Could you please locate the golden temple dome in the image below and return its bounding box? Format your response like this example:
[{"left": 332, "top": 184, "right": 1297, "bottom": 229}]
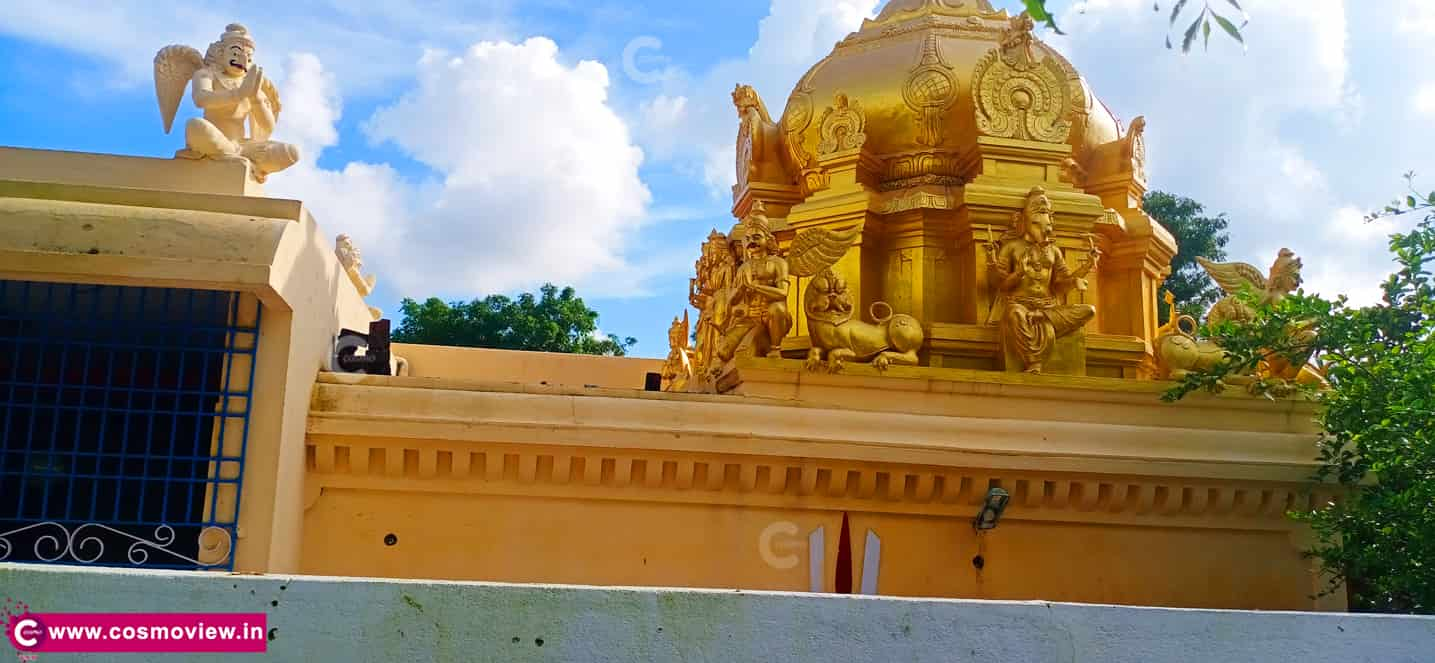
[{"left": 766, "top": 0, "right": 1125, "bottom": 191}]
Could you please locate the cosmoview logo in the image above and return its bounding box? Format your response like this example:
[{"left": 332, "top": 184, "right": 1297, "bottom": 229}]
[
  {"left": 621, "top": 35, "right": 669, "bottom": 84},
  {"left": 4, "top": 597, "right": 43, "bottom": 661},
  {"left": 11, "top": 615, "right": 43, "bottom": 652}
]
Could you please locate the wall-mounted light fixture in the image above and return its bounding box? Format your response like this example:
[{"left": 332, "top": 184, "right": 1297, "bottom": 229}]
[{"left": 973, "top": 487, "right": 1010, "bottom": 531}]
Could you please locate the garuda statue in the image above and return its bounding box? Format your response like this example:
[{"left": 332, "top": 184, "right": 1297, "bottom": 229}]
[
  {"left": 154, "top": 23, "right": 299, "bottom": 182},
  {"left": 715, "top": 203, "right": 792, "bottom": 363},
  {"left": 1157, "top": 248, "right": 1315, "bottom": 385},
  {"left": 985, "top": 186, "right": 1098, "bottom": 373},
  {"left": 1197, "top": 249, "right": 1303, "bottom": 327}
]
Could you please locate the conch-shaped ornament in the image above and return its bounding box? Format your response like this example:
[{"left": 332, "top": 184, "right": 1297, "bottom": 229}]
[{"left": 788, "top": 227, "right": 926, "bottom": 372}]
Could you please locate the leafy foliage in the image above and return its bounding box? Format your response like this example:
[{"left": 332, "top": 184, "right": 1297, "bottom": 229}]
[
  {"left": 1163, "top": 175, "right": 1435, "bottom": 613},
  {"left": 1145, "top": 191, "right": 1231, "bottom": 323},
  {"left": 1022, "top": 0, "right": 1247, "bottom": 52},
  {"left": 393, "top": 284, "right": 637, "bottom": 356}
]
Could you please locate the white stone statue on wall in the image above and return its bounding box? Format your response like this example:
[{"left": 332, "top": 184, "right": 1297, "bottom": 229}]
[
  {"left": 335, "top": 234, "right": 378, "bottom": 297},
  {"left": 154, "top": 23, "right": 300, "bottom": 182}
]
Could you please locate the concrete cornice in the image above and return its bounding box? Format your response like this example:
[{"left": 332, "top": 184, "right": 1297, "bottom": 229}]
[{"left": 306, "top": 373, "right": 1328, "bottom": 530}]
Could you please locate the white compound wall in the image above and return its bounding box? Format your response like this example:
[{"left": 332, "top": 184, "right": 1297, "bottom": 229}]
[{"left": 2, "top": 563, "right": 1433, "bottom": 662}]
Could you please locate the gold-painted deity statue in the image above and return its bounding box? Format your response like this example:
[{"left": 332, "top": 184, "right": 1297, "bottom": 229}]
[
  {"left": 154, "top": 24, "right": 299, "bottom": 182},
  {"left": 718, "top": 203, "right": 791, "bottom": 362},
  {"left": 690, "top": 230, "right": 737, "bottom": 375},
  {"left": 986, "top": 186, "right": 1099, "bottom": 373},
  {"left": 661, "top": 312, "right": 693, "bottom": 392}
]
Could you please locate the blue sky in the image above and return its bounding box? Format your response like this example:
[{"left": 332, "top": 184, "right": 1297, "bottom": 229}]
[{"left": 2, "top": 0, "right": 1432, "bottom": 358}]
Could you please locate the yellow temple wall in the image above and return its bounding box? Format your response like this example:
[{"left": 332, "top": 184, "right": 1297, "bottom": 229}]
[
  {"left": 301, "top": 369, "right": 1341, "bottom": 611},
  {"left": 301, "top": 488, "right": 1314, "bottom": 610},
  {"left": 395, "top": 343, "right": 662, "bottom": 389}
]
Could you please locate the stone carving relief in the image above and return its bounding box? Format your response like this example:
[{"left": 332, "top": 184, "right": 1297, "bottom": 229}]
[
  {"left": 817, "top": 92, "right": 868, "bottom": 156},
  {"left": 154, "top": 24, "right": 300, "bottom": 182},
  {"left": 903, "top": 34, "right": 959, "bottom": 147},
  {"left": 971, "top": 13, "right": 1074, "bottom": 144},
  {"left": 877, "top": 190, "right": 953, "bottom": 214},
  {"left": 882, "top": 151, "right": 964, "bottom": 190},
  {"left": 984, "top": 187, "right": 1099, "bottom": 373}
]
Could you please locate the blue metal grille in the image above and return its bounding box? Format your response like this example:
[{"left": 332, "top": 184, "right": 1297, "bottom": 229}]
[{"left": 0, "top": 280, "right": 258, "bottom": 570}]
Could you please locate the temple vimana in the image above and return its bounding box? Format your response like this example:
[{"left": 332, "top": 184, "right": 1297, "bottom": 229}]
[{"left": 2, "top": 1, "right": 1340, "bottom": 612}]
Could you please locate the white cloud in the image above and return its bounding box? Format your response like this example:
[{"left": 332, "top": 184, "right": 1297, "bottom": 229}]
[
  {"left": 632, "top": 0, "right": 879, "bottom": 196},
  {"left": 1397, "top": 0, "right": 1435, "bottom": 34},
  {"left": 1046, "top": 0, "right": 1423, "bottom": 306},
  {"left": 636, "top": 94, "right": 689, "bottom": 160},
  {"left": 274, "top": 53, "right": 341, "bottom": 156},
  {"left": 269, "top": 39, "right": 654, "bottom": 299},
  {"left": 1416, "top": 83, "right": 1435, "bottom": 116},
  {"left": 264, "top": 54, "right": 412, "bottom": 270},
  {"left": 1301, "top": 206, "right": 1396, "bottom": 307},
  {"left": 0, "top": 1, "right": 509, "bottom": 94}
]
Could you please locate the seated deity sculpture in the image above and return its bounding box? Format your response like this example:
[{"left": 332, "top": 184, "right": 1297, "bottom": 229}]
[
  {"left": 986, "top": 186, "right": 1099, "bottom": 373},
  {"left": 718, "top": 204, "right": 792, "bottom": 362},
  {"left": 154, "top": 24, "right": 299, "bottom": 182}
]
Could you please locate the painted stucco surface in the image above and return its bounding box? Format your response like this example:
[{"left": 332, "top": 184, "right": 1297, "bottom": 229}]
[{"left": 2, "top": 564, "right": 1433, "bottom": 662}]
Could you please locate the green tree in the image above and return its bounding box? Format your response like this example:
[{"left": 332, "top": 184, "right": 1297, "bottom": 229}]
[
  {"left": 1163, "top": 176, "right": 1435, "bottom": 613},
  {"left": 394, "top": 284, "right": 637, "bottom": 356},
  {"left": 1144, "top": 190, "right": 1231, "bottom": 323},
  {"left": 1022, "top": 0, "right": 1247, "bottom": 52}
]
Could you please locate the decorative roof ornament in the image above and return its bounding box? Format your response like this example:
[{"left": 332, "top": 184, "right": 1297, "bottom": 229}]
[
  {"left": 971, "top": 12, "right": 1074, "bottom": 144},
  {"left": 1125, "top": 116, "right": 1147, "bottom": 182},
  {"left": 903, "top": 34, "right": 959, "bottom": 147},
  {"left": 817, "top": 92, "right": 868, "bottom": 156},
  {"left": 153, "top": 23, "right": 300, "bottom": 182},
  {"left": 336, "top": 234, "right": 377, "bottom": 297},
  {"left": 733, "top": 84, "right": 789, "bottom": 193},
  {"left": 872, "top": 0, "right": 999, "bottom": 24}
]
